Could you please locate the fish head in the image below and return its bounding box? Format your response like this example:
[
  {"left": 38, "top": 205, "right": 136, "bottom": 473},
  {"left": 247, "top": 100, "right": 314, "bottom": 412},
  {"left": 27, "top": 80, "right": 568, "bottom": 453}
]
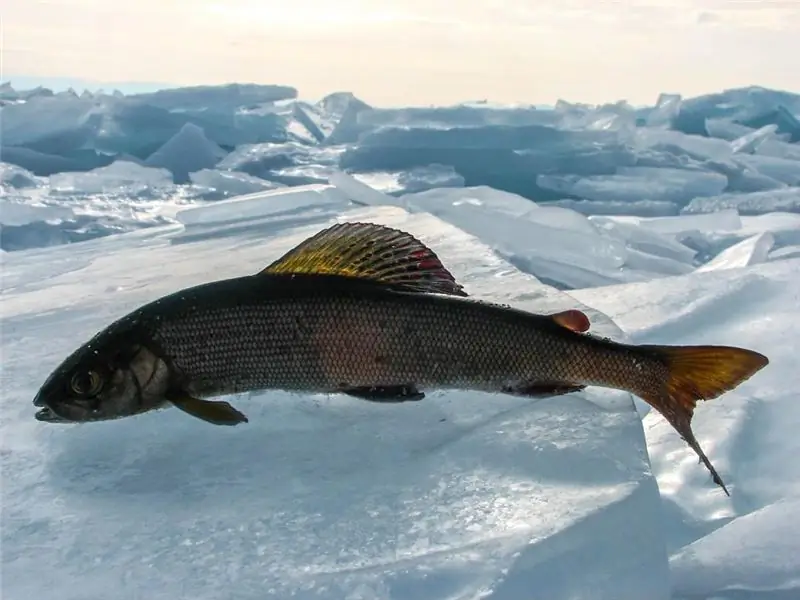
[{"left": 33, "top": 325, "right": 172, "bottom": 424}]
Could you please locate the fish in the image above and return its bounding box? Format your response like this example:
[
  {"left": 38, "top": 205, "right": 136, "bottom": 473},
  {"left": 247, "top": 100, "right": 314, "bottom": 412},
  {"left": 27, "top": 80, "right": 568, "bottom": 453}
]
[{"left": 33, "top": 222, "right": 768, "bottom": 495}]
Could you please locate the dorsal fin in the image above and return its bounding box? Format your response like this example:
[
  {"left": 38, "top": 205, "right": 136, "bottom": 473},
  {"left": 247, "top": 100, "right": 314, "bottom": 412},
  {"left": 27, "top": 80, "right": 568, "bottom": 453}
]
[{"left": 260, "top": 222, "right": 467, "bottom": 296}]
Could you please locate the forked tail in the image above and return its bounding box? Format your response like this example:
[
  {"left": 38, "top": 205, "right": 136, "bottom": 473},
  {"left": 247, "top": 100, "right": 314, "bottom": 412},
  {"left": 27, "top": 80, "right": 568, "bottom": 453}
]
[{"left": 638, "top": 344, "right": 769, "bottom": 496}]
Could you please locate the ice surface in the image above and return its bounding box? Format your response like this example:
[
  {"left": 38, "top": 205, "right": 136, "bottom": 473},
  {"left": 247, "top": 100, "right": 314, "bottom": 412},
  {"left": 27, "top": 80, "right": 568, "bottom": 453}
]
[
  {"left": 733, "top": 154, "right": 800, "bottom": 186},
  {"left": 633, "top": 128, "right": 734, "bottom": 163},
  {"left": 573, "top": 257, "right": 800, "bottom": 570},
  {"left": 216, "top": 142, "right": 342, "bottom": 184},
  {"left": 341, "top": 126, "right": 636, "bottom": 201},
  {"left": 756, "top": 138, "right": 800, "bottom": 162},
  {"left": 729, "top": 124, "right": 780, "bottom": 154},
  {"left": 387, "top": 186, "right": 633, "bottom": 289},
  {"left": 769, "top": 245, "right": 800, "bottom": 261},
  {"left": 0, "top": 199, "right": 74, "bottom": 226},
  {"left": 0, "top": 162, "right": 41, "bottom": 189},
  {"left": 644, "top": 94, "right": 682, "bottom": 129},
  {"left": 48, "top": 160, "right": 174, "bottom": 196},
  {"left": 705, "top": 118, "right": 769, "bottom": 141},
  {"left": 325, "top": 102, "right": 556, "bottom": 145},
  {"left": 129, "top": 83, "right": 297, "bottom": 111},
  {"left": 537, "top": 167, "right": 728, "bottom": 207},
  {"left": 143, "top": 123, "right": 227, "bottom": 183},
  {"left": 672, "top": 86, "right": 800, "bottom": 139},
  {"left": 695, "top": 232, "right": 774, "bottom": 272},
  {"left": 2, "top": 81, "right": 800, "bottom": 596},
  {"left": 1, "top": 198, "right": 669, "bottom": 600},
  {"left": 175, "top": 184, "right": 352, "bottom": 226},
  {"left": 670, "top": 499, "right": 800, "bottom": 599},
  {"left": 683, "top": 188, "right": 800, "bottom": 215},
  {"left": 547, "top": 198, "right": 680, "bottom": 217},
  {"left": 188, "top": 169, "right": 285, "bottom": 199},
  {"left": 0, "top": 146, "right": 114, "bottom": 176},
  {"left": 352, "top": 164, "right": 466, "bottom": 195},
  {"left": 589, "top": 217, "right": 698, "bottom": 264}
]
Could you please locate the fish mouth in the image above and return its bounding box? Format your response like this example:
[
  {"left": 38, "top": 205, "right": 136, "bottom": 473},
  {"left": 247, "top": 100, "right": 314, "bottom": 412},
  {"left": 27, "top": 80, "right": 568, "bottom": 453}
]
[{"left": 34, "top": 406, "right": 72, "bottom": 424}]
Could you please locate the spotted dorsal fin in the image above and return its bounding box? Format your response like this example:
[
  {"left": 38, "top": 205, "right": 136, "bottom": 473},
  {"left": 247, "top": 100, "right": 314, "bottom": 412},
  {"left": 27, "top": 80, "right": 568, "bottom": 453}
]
[{"left": 260, "top": 222, "right": 467, "bottom": 296}]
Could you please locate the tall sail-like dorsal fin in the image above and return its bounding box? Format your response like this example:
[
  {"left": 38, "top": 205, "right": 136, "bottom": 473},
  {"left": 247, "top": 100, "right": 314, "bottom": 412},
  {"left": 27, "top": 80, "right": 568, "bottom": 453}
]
[{"left": 259, "top": 222, "right": 468, "bottom": 296}]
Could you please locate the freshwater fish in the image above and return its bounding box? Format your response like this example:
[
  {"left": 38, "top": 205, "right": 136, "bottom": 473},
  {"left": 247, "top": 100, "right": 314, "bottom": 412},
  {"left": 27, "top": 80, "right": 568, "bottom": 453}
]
[{"left": 33, "top": 222, "right": 768, "bottom": 494}]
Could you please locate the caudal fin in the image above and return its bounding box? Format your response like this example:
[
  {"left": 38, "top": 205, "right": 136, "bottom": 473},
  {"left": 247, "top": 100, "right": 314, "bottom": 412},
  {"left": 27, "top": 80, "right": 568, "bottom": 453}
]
[{"left": 639, "top": 344, "right": 769, "bottom": 496}]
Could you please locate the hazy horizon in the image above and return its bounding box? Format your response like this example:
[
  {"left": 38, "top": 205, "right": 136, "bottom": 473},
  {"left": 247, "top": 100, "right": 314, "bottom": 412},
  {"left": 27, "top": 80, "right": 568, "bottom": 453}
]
[{"left": 4, "top": 0, "right": 799, "bottom": 107}]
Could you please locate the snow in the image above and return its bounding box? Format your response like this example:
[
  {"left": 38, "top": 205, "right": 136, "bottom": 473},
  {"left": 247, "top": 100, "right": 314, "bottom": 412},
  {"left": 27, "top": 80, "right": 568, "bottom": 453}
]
[{"left": 1, "top": 80, "right": 800, "bottom": 599}]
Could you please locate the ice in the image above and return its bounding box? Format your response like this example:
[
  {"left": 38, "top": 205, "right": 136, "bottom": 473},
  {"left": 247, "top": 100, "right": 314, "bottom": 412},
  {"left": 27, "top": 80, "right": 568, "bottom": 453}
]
[
  {"left": 705, "top": 118, "right": 767, "bottom": 141},
  {"left": 547, "top": 198, "right": 680, "bottom": 217},
  {"left": 695, "top": 232, "right": 775, "bottom": 272},
  {"left": 216, "top": 142, "right": 342, "bottom": 184},
  {"left": 2, "top": 197, "right": 670, "bottom": 600},
  {"left": 143, "top": 123, "right": 227, "bottom": 183},
  {"left": 672, "top": 86, "right": 800, "bottom": 138},
  {"left": 48, "top": 160, "right": 174, "bottom": 197},
  {"left": 325, "top": 102, "right": 556, "bottom": 145},
  {"left": 572, "top": 257, "right": 799, "bottom": 548},
  {"left": 683, "top": 188, "right": 800, "bottom": 215},
  {"left": 589, "top": 217, "right": 698, "bottom": 264},
  {"left": 175, "top": 184, "right": 352, "bottom": 227},
  {"left": 741, "top": 105, "right": 800, "bottom": 143},
  {"left": 395, "top": 164, "right": 466, "bottom": 192},
  {"left": 632, "top": 128, "right": 734, "bottom": 163},
  {"left": 0, "top": 146, "right": 114, "bottom": 176},
  {"left": 4, "top": 81, "right": 800, "bottom": 596},
  {"left": 756, "top": 138, "right": 800, "bottom": 162},
  {"left": 670, "top": 499, "right": 800, "bottom": 599},
  {"left": 622, "top": 210, "right": 742, "bottom": 236},
  {"left": 0, "top": 162, "right": 41, "bottom": 189},
  {"left": 0, "top": 86, "right": 301, "bottom": 166},
  {"left": 769, "top": 245, "right": 800, "bottom": 261},
  {"left": 129, "top": 83, "right": 297, "bottom": 111},
  {"left": 387, "top": 186, "right": 633, "bottom": 289},
  {"left": 537, "top": 167, "right": 728, "bottom": 207},
  {"left": 733, "top": 154, "right": 800, "bottom": 186},
  {"left": 349, "top": 164, "right": 465, "bottom": 195},
  {"left": 729, "top": 124, "right": 781, "bottom": 154},
  {"left": 0, "top": 199, "right": 74, "bottom": 226},
  {"left": 289, "top": 102, "right": 326, "bottom": 143},
  {"left": 188, "top": 169, "right": 285, "bottom": 199},
  {"left": 341, "top": 126, "right": 635, "bottom": 201},
  {"left": 645, "top": 94, "right": 682, "bottom": 129}
]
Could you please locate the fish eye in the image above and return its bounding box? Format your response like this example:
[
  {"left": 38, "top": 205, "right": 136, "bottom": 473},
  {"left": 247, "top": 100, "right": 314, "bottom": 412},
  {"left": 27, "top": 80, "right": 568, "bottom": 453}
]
[{"left": 69, "top": 370, "right": 104, "bottom": 397}]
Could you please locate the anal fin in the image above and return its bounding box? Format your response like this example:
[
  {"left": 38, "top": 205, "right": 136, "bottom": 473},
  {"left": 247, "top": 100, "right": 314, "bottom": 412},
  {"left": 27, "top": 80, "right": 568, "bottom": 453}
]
[
  {"left": 342, "top": 385, "right": 425, "bottom": 403},
  {"left": 169, "top": 393, "right": 249, "bottom": 426},
  {"left": 502, "top": 382, "right": 586, "bottom": 399}
]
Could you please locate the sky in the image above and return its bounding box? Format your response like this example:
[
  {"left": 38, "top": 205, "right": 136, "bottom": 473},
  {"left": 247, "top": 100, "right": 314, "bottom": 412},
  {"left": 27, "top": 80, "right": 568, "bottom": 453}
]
[{"left": 3, "top": 0, "right": 799, "bottom": 106}]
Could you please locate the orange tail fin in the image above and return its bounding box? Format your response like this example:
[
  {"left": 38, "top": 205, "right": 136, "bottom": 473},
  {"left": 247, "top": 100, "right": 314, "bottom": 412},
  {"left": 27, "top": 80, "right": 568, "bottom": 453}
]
[{"left": 639, "top": 344, "right": 769, "bottom": 496}]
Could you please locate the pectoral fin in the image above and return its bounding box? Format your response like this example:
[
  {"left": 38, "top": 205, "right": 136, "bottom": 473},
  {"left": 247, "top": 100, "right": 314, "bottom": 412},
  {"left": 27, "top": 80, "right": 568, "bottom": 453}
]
[
  {"left": 343, "top": 385, "right": 425, "bottom": 403},
  {"left": 502, "top": 382, "right": 586, "bottom": 399},
  {"left": 169, "top": 393, "right": 249, "bottom": 426}
]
